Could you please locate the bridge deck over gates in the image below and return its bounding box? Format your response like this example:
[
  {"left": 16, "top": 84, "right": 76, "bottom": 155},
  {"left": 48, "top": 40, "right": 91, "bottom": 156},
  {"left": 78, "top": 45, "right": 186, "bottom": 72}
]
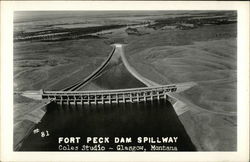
[{"left": 42, "top": 84, "right": 177, "bottom": 105}]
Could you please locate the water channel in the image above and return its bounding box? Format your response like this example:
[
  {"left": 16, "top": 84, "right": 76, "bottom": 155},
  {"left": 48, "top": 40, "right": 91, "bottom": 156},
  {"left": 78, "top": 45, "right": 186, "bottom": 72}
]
[{"left": 20, "top": 54, "right": 196, "bottom": 151}]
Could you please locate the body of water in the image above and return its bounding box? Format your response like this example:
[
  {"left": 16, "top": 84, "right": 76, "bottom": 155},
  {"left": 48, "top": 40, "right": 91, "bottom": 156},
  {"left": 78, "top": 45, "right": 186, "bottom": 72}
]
[
  {"left": 20, "top": 99, "right": 196, "bottom": 151},
  {"left": 20, "top": 52, "right": 196, "bottom": 151}
]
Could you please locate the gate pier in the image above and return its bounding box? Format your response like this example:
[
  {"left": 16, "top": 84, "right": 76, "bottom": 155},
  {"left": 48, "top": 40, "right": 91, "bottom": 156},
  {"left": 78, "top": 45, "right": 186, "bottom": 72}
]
[{"left": 41, "top": 84, "right": 177, "bottom": 105}]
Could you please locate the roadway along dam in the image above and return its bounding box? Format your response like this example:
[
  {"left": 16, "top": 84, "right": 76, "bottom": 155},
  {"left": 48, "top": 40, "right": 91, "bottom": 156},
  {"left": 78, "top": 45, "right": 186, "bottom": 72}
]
[{"left": 19, "top": 44, "right": 196, "bottom": 151}]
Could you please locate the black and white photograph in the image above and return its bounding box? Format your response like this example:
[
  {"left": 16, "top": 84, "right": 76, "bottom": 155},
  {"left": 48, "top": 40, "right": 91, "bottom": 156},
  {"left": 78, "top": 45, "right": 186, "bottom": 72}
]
[
  {"left": 13, "top": 10, "right": 237, "bottom": 151},
  {"left": 0, "top": 1, "right": 249, "bottom": 161}
]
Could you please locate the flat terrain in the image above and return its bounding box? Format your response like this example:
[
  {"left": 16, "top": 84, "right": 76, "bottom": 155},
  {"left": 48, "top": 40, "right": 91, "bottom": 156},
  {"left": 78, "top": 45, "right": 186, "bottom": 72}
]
[
  {"left": 14, "top": 11, "right": 237, "bottom": 151},
  {"left": 128, "top": 38, "right": 237, "bottom": 150}
]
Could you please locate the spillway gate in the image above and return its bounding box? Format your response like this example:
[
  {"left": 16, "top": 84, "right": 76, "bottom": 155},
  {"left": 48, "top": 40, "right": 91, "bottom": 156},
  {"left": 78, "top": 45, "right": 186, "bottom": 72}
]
[{"left": 42, "top": 85, "right": 177, "bottom": 105}]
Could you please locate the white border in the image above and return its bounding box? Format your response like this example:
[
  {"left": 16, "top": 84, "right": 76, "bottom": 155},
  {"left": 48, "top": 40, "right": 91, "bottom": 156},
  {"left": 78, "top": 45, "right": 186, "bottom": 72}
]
[{"left": 1, "top": 1, "right": 249, "bottom": 162}]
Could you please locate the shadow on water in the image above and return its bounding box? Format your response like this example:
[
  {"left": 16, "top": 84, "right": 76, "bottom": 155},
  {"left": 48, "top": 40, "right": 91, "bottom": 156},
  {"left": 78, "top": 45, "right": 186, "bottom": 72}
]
[{"left": 20, "top": 100, "right": 196, "bottom": 151}]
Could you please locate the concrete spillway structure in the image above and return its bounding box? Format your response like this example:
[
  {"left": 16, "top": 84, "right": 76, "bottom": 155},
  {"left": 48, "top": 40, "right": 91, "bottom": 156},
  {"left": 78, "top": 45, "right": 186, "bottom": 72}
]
[
  {"left": 21, "top": 44, "right": 196, "bottom": 108},
  {"left": 61, "top": 46, "right": 117, "bottom": 91},
  {"left": 61, "top": 43, "right": 159, "bottom": 91},
  {"left": 42, "top": 84, "right": 177, "bottom": 105}
]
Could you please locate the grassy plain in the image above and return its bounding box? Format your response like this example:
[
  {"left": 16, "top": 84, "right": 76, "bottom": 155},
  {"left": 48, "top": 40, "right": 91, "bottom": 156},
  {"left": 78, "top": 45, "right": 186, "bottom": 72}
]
[
  {"left": 14, "top": 39, "right": 112, "bottom": 149},
  {"left": 128, "top": 38, "right": 237, "bottom": 150},
  {"left": 14, "top": 11, "right": 237, "bottom": 151},
  {"left": 123, "top": 23, "right": 236, "bottom": 150}
]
